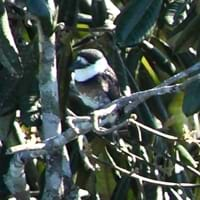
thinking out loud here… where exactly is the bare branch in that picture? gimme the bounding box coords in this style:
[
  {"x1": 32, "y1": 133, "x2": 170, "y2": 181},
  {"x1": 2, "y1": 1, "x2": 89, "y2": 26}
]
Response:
[
  {"x1": 158, "y1": 62, "x2": 200, "y2": 87},
  {"x1": 6, "y1": 83, "x2": 187, "y2": 156}
]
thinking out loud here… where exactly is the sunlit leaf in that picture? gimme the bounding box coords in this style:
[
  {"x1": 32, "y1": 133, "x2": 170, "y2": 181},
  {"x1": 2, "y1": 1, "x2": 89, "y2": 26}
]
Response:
[{"x1": 176, "y1": 144, "x2": 197, "y2": 168}]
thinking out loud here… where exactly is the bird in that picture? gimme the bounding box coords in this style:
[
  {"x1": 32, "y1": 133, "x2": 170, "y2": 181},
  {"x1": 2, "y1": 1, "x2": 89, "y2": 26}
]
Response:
[
  {"x1": 70, "y1": 48, "x2": 121, "y2": 123},
  {"x1": 69, "y1": 49, "x2": 124, "y2": 183}
]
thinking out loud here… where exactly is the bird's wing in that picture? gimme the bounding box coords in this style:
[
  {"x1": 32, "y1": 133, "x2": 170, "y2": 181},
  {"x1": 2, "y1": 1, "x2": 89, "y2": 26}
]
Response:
[{"x1": 98, "y1": 67, "x2": 121, "y2": 101}]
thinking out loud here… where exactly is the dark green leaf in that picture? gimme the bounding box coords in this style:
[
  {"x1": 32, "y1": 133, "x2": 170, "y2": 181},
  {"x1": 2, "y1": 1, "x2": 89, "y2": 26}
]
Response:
[
  {"x1": 26, "y1": 0, "x2": 50, "y2": 17},
  {"x1": 111, "y1": 176, "x2": 131, "y2": 200},
  {"x1": 0, "y1": 1, "x2": 22, "y2": 77},
  {"x1": 61, "y1": 0, "x2": 80, "y2": 27},
  {"x1": 0, "y1": 68, "x2": 18, "y2": 116},
  {"x1": 26, "y1": 0, "x2": 55, "y2": 36},
  {"x1": 164, "y1": 0, "x2": 193, "y2": 26},
  {"x1": 114, "y1": 0, "x2": 163, "y2": 47},
  {"x1": 140, "y1": 40, "x2": 176, "y2": 75},
  {"x1": 17, "y1": 40, "x2": 41, "y2": 127},
  {"x1": 91, "y1": 0, "x2": 107, "y2": 27},
  {"x1": 183, "y1": 75, "x2": 200, "y2": 116}
]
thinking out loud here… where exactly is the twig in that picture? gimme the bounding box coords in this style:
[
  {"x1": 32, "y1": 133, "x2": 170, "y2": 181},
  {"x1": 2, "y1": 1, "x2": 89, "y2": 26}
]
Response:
[
  {"x1": 128, "y1": 117, "x2": 178, "y2": 141},
  {"x1": 165, "y1": 153, "x2": 200, "y2": 177},
  {"x1": 91, "y1": 154, "x2": 200, "y2": 188},
  {"x1": 133, "y1": 140, "x2": 200, "y2": 178},
  {"x1": 7, "y1": 143, "x2": 46, "y2": 155},
  {"x1": 66, "y1": 108, "x2": 77, "y2": 117},
  {"x1": 92, "y1": 117, "x2": 128, "y2": 135}
]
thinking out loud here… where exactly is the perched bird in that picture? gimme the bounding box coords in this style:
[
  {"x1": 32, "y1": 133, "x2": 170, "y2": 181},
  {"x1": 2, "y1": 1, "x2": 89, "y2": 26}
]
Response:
[
  {"x1": 70, "y1": 48, "x2": 121, "y2": 112},
  {"x1": 70, "y1": 49, "x2": 123, "y2": 182},
  {"x1": 70, "y1": 48, "x2": 121, "y2": 126}
]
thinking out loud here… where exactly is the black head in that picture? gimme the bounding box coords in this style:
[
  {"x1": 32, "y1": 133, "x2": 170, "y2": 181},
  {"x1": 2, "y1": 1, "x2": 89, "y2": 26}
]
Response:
[
  {"x1": 78, "y1": 49, "x2": 104, "y2": 63},
  {"x1": 71, "y1": 49, "x2": 110, "y2": 82},
  {"x1": 71, "y1": 49, "x2": 105, "y2": 70}
]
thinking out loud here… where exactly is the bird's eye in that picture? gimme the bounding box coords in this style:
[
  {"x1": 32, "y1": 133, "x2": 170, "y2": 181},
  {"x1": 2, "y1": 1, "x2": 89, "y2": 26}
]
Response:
[{"x1": 77, "y1": 56, "x2": 89, "y2": 65}]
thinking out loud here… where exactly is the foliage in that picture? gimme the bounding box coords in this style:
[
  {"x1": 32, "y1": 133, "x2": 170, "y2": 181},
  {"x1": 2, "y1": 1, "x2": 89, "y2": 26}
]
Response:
[{"x1": 0, "y1": 0, "x2": 200, "y2": 199}]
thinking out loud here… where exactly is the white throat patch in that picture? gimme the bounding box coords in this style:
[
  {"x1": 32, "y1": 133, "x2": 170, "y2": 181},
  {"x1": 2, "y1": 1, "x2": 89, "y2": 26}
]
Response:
[{"x1": 74, "y1": 57, "x2": 109, "y2": 82}]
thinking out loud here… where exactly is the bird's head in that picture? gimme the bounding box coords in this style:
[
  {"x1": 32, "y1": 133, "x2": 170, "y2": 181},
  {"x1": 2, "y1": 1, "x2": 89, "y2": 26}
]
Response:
[{"x1": 71, "y1": 49, "x2": 110, "y2": 82}]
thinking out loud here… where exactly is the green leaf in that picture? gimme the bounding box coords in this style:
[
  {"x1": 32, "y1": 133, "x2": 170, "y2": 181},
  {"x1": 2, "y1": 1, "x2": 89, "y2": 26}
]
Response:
[
  {"x1": 91, "y1": 0, "x2": 107, "y2": 27},
  {"x1": 114, "y1": 0, "x2": 163, "y2": 47},
  {"x1": 0, "y1": 0, "x2": 22, "y2": 77},
  {"x1": 26, "y1": 0, "x2": 50, "y2": 17},
  {"x1": 0, "y1": 67, "x2": 19, "y2": 116},
  {"x1": 26, "y1": 0, "x2": 55, "y2": 36},
  {"x1": 183, "y1": 75, "x2": 200, "y2": 116},
  {"x1": 168, "y1": 93, "x2": 188, "y2": 137},
  {"x1": 111, "y1": 176, "x2": 131, "y2": 200},
  {"x1": 17, "y1": 40, "x2": 41, "y2": 127},
  {"x1": 176, "y1": 144, "x2": 197, "y2": 168},
  {"x1": 59, "y1": 0, "x2": 79, "y2": 27}
]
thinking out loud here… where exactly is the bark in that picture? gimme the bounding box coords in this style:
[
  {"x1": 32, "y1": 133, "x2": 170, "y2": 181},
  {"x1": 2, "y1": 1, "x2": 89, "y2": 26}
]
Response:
[
  {"x1": 38, "y1": 27, "x2": 71, "y2": 200},
  {"x1": 35, "y1": 1, "x2": 72, "y2": 199}
]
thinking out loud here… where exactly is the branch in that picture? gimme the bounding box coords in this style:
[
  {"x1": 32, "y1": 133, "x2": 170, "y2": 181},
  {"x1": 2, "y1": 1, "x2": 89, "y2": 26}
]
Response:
[
  {"x1": 4, "y1": 153, "x2": 30, "y2": 200},
  {"x1": 6, "y1": 83, "x2": 186, "y2": 156},
  {"x1": 158, "y1": 62, "x2": 200, "y2": 87}
]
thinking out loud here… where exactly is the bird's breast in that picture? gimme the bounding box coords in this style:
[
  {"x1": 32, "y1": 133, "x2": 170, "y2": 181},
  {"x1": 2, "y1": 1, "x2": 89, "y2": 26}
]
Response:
[{"x1": 79, "y1": 92, "x2": 111, "y2": 109}]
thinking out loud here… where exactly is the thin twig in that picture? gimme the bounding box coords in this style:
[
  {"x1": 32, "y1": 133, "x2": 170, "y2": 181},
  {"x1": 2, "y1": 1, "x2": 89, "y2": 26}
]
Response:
[
  {"x1": 93, "y1": 118, "x2": 128, "y2": 135},
  {"x1": 91, "y1": 154, "x2": 200, "y2": 188},
  {"x1": 128, "y1": 117, "x2": 178, "y2": 141}
]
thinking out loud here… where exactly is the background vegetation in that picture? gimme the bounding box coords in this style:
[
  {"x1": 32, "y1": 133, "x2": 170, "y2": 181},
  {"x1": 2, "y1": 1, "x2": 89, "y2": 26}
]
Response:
[{"x1": 0, "y1": 0, "x2": 200, "y2": 199}]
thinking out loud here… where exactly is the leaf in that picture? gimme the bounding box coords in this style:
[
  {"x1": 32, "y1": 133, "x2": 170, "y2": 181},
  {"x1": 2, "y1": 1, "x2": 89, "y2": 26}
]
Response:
[
  {"x1": 0, "y1": 66, "x2": 19, "y2": 115},
  {"x1": 26, "y1": 0, "x2": 55, "y2": 36},
  {"x1": 91, "y1": 0, "x2": 107, "y2": 27},
  {"x1": 138, "y1": 64, "x2": 169, "y2": 122},
  {"x1": 0, "y1": 113, "x2": 15, "y2": 141},
  {"x1": 96, "y1": 163, "x2": 116, "y2": 199},
  {"x1": 164, "y1": 0, "x2": 193, "y2": 26},
  {"x1": 141, "y1": 56, "x2": 160, "y2": 84},
  {"x1": 168, "y1": 93, "x2": 189, "y2": 137},
  {"x1": 183, "y1": 75, "x2": 200, "y2": 116},
  {"x1": 111, "y1": 176, "x2": 131, "y2": 200},
  {"x1": 0, "y1": 0, "x2": 22, "y2": 77},
  {"x1": 63, "y1": 0, "x2": 79, "y2": 27},
  {"x1": 140, "y1": 40, "x2": 176, "y2": 75},
  {"x1": 16, "y1": 39, "x2": 40, "y2": 127},
  {"x1": 26, "y1": 0, "x2": 50, "y2": 17},
  {"x1": 114, "y1": 0, "x2": 163, "y2": 47},
  {"x1": 176, "y1": 144, "x2": 197, "y2": 168}
]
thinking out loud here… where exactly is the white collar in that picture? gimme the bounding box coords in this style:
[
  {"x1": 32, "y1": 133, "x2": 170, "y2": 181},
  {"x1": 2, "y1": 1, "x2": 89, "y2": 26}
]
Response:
[{"x1": 74, "y1": 57, "x2": 109, "y2": 82}]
